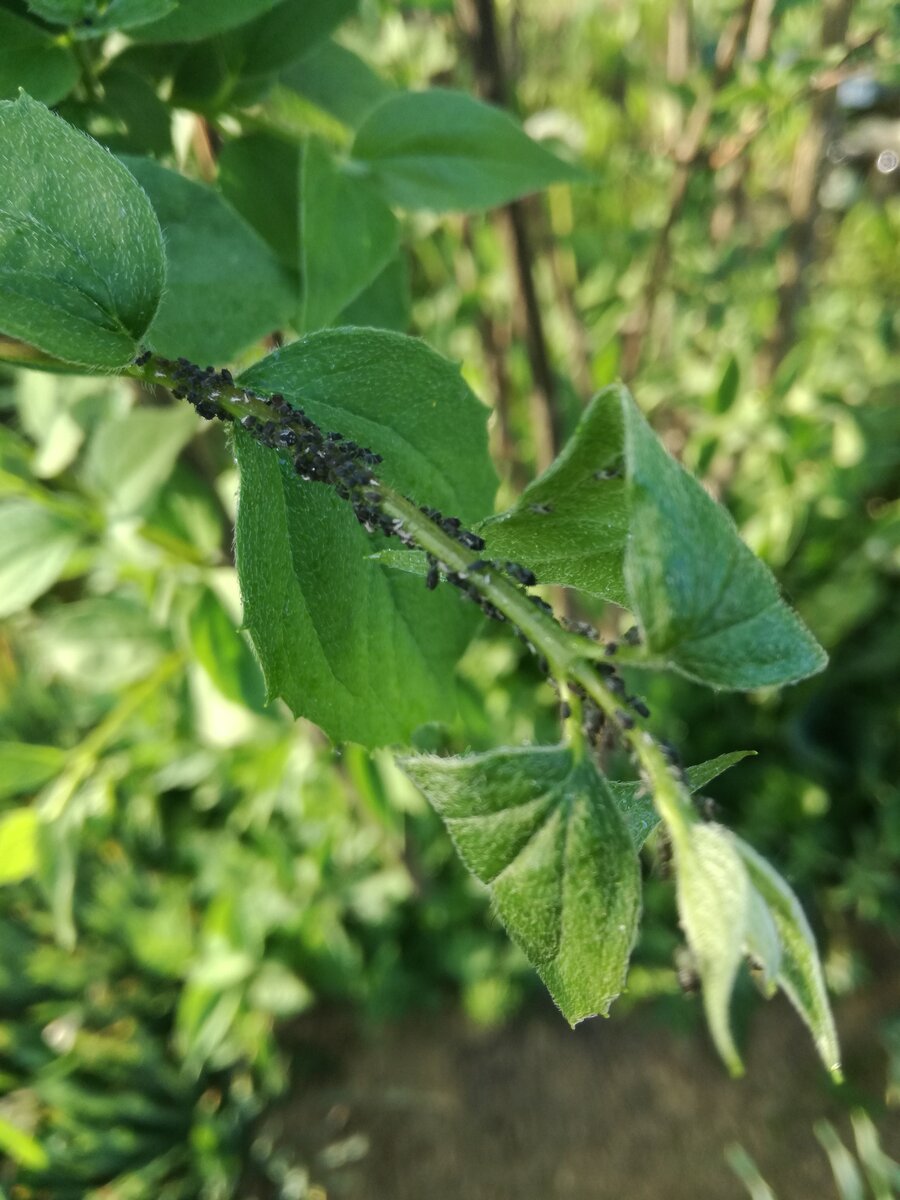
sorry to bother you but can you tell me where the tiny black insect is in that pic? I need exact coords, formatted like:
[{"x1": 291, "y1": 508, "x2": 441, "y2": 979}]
[
  {"x1": 615, "y1": 709, "x2": 635, "y2": 730},
  {"x1": 624, "y1": 626, "x2": 642, "y2": 646},
  {"x1": 629, "y1": 697, "x2": 651, "y2": 719},
  {"x1": 133, "y1": 350, "x2": 151, "y2": 367},
  {"x1": 505, "y1": 561, "x2": 537, "y2": 587},
  {"x1": 458, "y1": 531, "x2": 485, "y2": 551}
]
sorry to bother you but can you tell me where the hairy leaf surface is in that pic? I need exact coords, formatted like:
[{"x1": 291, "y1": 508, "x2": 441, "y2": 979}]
[
  {"x1": 352, "y1": 88, "x2": 585, "y2": 212},
  {"x1": 0, "y1": 95, "x2": 164, "y2": 367},
  {"x1": 621, "y1": 391, "x2": 827, "y2": 689},
  {"x1": 234, "y1": 329, "x2": 497, "y2": 745},
  {"x1": 483, "y1": 386, "x2": 628, "y2": 603},
  {"x1": 609, "y1": 750, "x2": 755, "y2": 848},
  {"x1": 401, "y1": 745, "x2": 641, "y2": 1024}
]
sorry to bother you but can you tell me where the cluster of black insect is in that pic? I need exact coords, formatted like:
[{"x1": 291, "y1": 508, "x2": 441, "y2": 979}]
[{"x1": 421, "y1": 548, "x2": 539, "y2": 627}]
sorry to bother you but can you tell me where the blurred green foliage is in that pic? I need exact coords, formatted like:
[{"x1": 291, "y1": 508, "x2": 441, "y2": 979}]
[{"x1": 1, "y1": 0, "x2": 898, "y2": 1195}]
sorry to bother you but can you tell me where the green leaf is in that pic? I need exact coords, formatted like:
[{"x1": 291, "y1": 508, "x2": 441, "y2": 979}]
[
  {"x1": 225, "y1": 0, "x2": 358, "y2": 77},
  {"x1": 0, "y1": 742, "x2": 66, "y2": 801},
  {"x1": 352, "y1": 88, "x2": 585, "y2": 212},
  {"x1": 673, "y1": 821, "x2": 750, "y2": 1075},
  {"x1": 735, "y1": 835, "x2": 841, "y2": 1078},
  {"x1": 83, "y1": 404, "x2": 197, "y2": 515},
  {"x1": 0, "y1": 94, "x2": 165, "y2": 367},
  {"x1": 121, "y1": 155, "x2": 296, "y2": 362},
  {"x1": 400, "y1": 745, "x2": 641, "y2": 1024},
  {"x1": 234, "y1": 328, "x2": 497, "y2": 745},
  {"x1": 621, "y1": 389, "x2": 828, "y2": 689},
  {"x1": 301, "y1": 139, "x2": 398, "y2": 331},
  {"x1": 93, "y1": 66, "x2": 172, "y2": 157},
  {"x1": 338, "y1": 253, "x2": 410, "y2": 332},
  {"x1": 482, "y1": 386, "x2": 628, "y2": 603},
  {"x1": 131, "y1": 0, "x2": 279, "y2": 42},
  {"x1": 26, "y1": 0, "x2": 177, "y2": 35},
  {"x1": 0, "y1": 498, "x2": 81, "y2": 617},
  {"x1": 218, "y1": 132, "x2": 300, "y2": 268},
  {"x1": 0, "y1": 807, "x2": 40, "y2": 884},
  {"x1": 188, "y1": 589, "x2": 266, "y2": 710},
  {"x1": 609, "y1": 750, "x2": 755, "y2": 848},
  {"x1": 0, "y1": 9, "x2": 78, "y2": 103},
  {"x1": 282, "y1": 38, "x2": 393, "y2": 129}
]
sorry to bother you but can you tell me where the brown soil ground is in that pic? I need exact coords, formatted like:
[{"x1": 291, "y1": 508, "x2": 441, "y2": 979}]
[{"x1": 269, "y1": 964, "x2": 900, "y2": 1200}]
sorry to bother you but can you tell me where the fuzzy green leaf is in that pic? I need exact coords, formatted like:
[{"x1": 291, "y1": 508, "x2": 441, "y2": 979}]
[
  {"x1": 217, "y1": 132, "x2": 300, "y2": 269},
  {"x1": 400, "y1": 745, "x2": 641, "y2": 1024},
  {"x1": 121, "y1": 156, "x2": 296, "y2": 362},
  {"x1": 301, "y1": 138, "x2": 399, "y2": 331},
  {"x1": 352, "y1": 88, "x2": 585, "y2": 212},
  {"x1": 0, "y1": 94, "x2": 164, "y2": 367},
  {"x1": 234, "y1": 328, "x2": 497, "y2": 745},
  {"x1": 609, "y1": 750, "x2": 755, "y2": 848},
  {"x1": 0, "y1": 498, "x2": 81, "y2": 618},
  {"x1": 0, "y1": 10, "x2": 78, "y2": 103},
  {"x1": 735, "y1": 835, "x2": 841, "y2": 1078},
  {"x1": 673, "y1": 821, "x2": 750, "y2": 1075},
  {"x1": 482, "y1": 386, "x2": 628, "y2": 603},
  {"x1": 621, "y1": 390, "x2": 827, "y2": 689}
]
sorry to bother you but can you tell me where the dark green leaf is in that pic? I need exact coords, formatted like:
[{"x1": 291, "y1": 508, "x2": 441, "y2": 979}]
[
  {"x1": 0, "y1": 9, "x2": 78, "y2": 103},
  {"x1": 715, "y1": 355, "x2": 740, "y2": 413},
  {"x1": 400, "y1": 745, "x2": 641, "y2": 1024},
  {"x1": 282, "y1": 37, "x2": 393, "y2": 129},
  {"x1": 234, "y1": 329, "x2": 497, "y2": 745},
  {"x1": 736, "y1": 835, "x2": 841, "y2": 1078},
  {"x1": 93, "y1": 66, "x2": 172, "y2": 156},
  {"x1": 0, "y1": 742, "x2": 66, "y2": 800},
  {"x1": 352, "y1": 88, "x2": 586, "y2": 212},
  {"x1": 621, "y1": 389, "x2": 827, "y2": 689},
  {"x1": 482, "y1": 385, "x2": 628, "y2": 603},
  {"x1": 131, "y1": 0, "x2": 279, "y2": 42},
  {"x1": 121, "y1": 155, "x2": 296, "y2": 362},
  {"x1": 609, "y1": 750, "x2": 755, "y2": 848},
  {"x1": 338, "y1": 253, "x2": 410, "y2": 332},
  {"x1": 225, "y1": 0, "x2": 358, "y2": 77},
  {"x1": 300, "y1": 139, "x2": 398, "y2": 331},
  {"x1": 0, "y1": 498, "x2": 81, "y2": 617},
  {"x1": 26, "y1": 0, "x2": 176, "y2": 35},
  {"x1": 0, "y1": 94, "x2": 164, "y2": 367},
  {"x1": 218, "y1": 132, "x2": 300, "y2": 268}
]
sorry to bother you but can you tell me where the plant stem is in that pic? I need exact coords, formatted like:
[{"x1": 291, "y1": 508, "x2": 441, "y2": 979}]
[{"x1": 125, "y1": 352, "x2": 695, "y2": 829}]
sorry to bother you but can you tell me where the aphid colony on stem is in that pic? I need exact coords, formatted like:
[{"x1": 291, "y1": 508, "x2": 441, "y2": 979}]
[{"x1": 131, "y1": 350, "x2": 654, "y2": 748}]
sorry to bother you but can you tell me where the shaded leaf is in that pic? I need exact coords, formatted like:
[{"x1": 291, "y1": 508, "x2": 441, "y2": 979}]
[
  {"x1": 0, "y1": 94, "x2": 164, "y2": 367},
  {"x1": 0, "y1": 9, "x2": 78, "y2": 103},
  {"x1": 188, "y1": 588, "x2": 266, "y2": 710},
  {"x1": 352, "y1": 88, "x2": 585, "y2": 212},
  {"x1": 736, "y1": 835, "x2": 841, "y2": 1078},
  {"x1": 26, "y1": 0, "x2": 176, "y2": 35},
  {"x1": 131, "y1": 0, "x2": 279, "y2": 42},
  {"x1": 301, "y1": 138, "x2": 398, "y2": 331},
  {"x1": 282, "y1": 37, "x2": 393, "y2": 129},
  {"x1": 621, "y1": 389, "x2": 827, "y2": 689},
  {"x1": 218, "y1": 131, "x2": 300, "y2": 268},
  {"x1": 400, "y1": 745, "x2": 641, "y2": 1024},
  {"x1": 121, "y1": 155, "x2": 296, "y2": 362}
]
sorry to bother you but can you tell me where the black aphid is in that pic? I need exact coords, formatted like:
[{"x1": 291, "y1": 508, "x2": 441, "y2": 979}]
[
  {"x1": 624, "y1": 626, "x2": 642, "y2": 646},
  {"x1": 133, "y1": 350, "x2": 151, "y2": 367},
  {"x1": 615, "y1": 709, "x2": 635, "y2": 730},
  {"x1": 458, "y1": 530, "x2": 485, "y2": 551},
  {"x1": 629, "y1": 697, "x2": 651, "y2": 719},
  {"x1": 505, "y1": 562, "x2": 537, "y2": 587}
]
